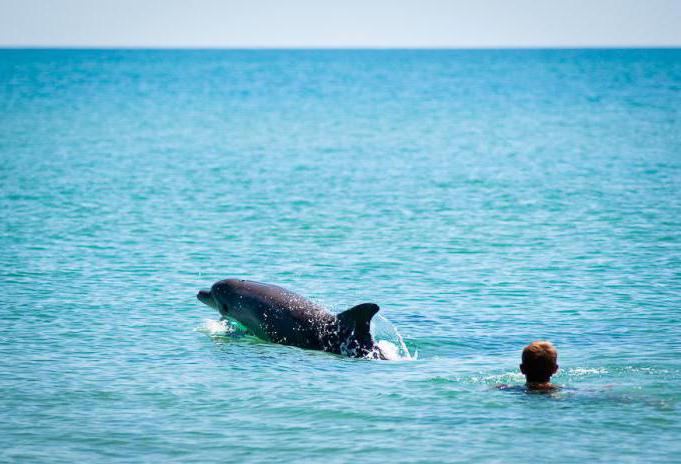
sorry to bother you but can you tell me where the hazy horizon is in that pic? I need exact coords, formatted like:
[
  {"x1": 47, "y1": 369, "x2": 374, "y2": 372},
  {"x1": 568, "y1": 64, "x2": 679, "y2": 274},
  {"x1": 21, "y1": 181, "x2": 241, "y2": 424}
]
[{"x1": 1, "y1": 0, "x2": 680, "y2": 48}]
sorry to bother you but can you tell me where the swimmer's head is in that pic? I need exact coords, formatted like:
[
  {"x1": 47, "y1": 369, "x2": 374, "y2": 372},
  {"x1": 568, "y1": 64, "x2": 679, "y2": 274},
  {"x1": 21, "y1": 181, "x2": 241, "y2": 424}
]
[{"x1": 520, "y1": 341, "x2": 558, "y2": 384}]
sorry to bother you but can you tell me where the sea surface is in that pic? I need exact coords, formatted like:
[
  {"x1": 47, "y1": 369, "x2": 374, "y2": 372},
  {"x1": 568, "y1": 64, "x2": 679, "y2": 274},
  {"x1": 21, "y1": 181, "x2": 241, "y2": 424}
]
[{"x1": 1, "y1": 49, "x2": 680, "y2": 463}]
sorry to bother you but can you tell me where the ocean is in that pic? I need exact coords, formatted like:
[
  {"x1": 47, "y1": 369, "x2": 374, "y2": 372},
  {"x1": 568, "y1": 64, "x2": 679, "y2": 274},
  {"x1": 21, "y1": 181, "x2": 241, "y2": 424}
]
[{"x1": 1, "y1": 49, "x2": 680, "y2": 462}]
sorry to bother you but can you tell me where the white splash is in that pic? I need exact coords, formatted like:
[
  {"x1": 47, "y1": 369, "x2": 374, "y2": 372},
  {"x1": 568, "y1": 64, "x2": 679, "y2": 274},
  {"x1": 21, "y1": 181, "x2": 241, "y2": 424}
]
[
  {"x1": 196, "y1": 318, "x2": 247, "y2": 336},
  {"x1": 473, "y1": 372, "x2": 525, "y2": 383},
  {"x1": 568, "y1": 367, "x2": 608, "y2": 376},
  {"x1": 376, "y1": 340, "x2": 405, "y2": 360},
  {"x1": 372, "y1": 314, "x2": 416, "y2": 361}
]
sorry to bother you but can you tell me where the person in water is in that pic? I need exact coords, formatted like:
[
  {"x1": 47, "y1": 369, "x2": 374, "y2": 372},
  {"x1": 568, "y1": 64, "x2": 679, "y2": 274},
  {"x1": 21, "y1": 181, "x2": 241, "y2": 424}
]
[{"x1": 519, "y1": 340, "x2": 559, "y2": 391}]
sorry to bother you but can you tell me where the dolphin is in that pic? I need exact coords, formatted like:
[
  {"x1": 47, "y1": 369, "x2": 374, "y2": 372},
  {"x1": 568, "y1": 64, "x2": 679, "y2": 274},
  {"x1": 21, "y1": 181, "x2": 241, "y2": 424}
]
[{"x1": 197, "y1": 279, "x2": 384, "y2": 359}]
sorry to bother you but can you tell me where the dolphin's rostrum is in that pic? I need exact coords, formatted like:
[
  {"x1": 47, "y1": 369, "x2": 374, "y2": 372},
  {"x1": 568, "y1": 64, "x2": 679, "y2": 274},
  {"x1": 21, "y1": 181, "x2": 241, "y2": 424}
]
[{"x1": 198, "y1": 279, "x2": 384, "y2": 359}]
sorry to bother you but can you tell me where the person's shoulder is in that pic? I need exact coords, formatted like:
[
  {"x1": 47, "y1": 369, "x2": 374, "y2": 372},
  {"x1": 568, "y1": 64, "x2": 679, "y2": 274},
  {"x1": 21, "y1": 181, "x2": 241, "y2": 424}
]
[
  {"x1": 496, "y1": 384, "x2": 526, "y2": 392},
  {"x1": 497, "y1": 383, "x2": 569, "y2": 394},
  {"x1": 526, "y1": 382, "x2": 560, "y2": 392}
]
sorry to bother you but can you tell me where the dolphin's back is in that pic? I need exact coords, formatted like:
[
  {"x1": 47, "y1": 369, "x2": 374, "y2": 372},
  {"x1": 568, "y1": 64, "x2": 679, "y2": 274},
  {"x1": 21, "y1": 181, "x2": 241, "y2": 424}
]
[{"x1": 227, "y1": 280, "x2": 335, "y2": 349}]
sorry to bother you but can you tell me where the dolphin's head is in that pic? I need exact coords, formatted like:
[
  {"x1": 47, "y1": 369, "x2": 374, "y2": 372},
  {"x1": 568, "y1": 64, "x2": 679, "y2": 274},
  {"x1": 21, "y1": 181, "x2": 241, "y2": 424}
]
[
  {"x1": 197, "y1": 288, "x2": 230, "y2": 318},
  {"x1": 197, "y1": 279, "x2": 240, "y2": 317},
  {"x1": 197, "y1": 288, "x2": 219, "y2": 309}
]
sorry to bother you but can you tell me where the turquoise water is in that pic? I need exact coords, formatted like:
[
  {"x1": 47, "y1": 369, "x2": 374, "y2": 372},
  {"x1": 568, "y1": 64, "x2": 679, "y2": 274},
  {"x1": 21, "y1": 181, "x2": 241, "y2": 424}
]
[{"x1": 1, "y1": 49, "x2": 680, "y2": 462}]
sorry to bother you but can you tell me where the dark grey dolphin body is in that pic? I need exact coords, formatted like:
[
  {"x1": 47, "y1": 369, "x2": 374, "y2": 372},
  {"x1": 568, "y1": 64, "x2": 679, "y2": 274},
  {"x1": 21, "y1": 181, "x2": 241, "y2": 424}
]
[{"x1": 197, "y1": 279, "x2": 384, "y2": 359}]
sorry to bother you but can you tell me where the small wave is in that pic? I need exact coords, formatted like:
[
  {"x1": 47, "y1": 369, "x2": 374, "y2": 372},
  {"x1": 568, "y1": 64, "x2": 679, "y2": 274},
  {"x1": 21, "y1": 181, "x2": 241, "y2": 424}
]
[
  {"x1": 473, "y1": 372, "x2": 525, "y2": 384},
  {"x1": 195, "y1": 318, "x2": 248, "y2": 336},
  {"x1": 567, "y1": 367, "x2": 608, "y2": 376}
]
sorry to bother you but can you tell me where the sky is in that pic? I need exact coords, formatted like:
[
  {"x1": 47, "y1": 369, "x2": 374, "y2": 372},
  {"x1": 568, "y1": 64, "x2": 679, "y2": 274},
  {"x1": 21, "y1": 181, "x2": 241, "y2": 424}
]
[{"x1": 1, "y1": 0, "x2": 680, "y2": 48}]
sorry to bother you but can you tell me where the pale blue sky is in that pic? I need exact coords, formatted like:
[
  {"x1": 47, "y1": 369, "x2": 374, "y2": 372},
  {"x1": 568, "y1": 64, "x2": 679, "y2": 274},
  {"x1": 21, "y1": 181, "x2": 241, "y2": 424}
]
[{"x1": 1, "y1": 0, "x2": 680, "y2": 48}]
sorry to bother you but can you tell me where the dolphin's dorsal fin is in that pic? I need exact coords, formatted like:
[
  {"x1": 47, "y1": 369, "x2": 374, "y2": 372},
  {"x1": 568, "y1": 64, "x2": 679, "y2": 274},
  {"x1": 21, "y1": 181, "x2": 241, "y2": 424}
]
[{"x1": 337, "y1": 303, "x2": 380, "y2": 337}]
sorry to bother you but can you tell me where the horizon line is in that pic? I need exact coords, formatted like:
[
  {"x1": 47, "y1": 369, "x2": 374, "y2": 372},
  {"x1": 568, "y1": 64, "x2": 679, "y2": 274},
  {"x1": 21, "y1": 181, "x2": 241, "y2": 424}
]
[{"x1": 2, "y1": 45, "x2": 680, "y2": 50}]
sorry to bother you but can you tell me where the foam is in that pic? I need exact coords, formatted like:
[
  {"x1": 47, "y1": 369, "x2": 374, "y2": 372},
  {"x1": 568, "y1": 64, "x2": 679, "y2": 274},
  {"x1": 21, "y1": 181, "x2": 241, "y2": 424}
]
[{"x1": 196, "y1": 318, "x2": 243, "y2": 336}]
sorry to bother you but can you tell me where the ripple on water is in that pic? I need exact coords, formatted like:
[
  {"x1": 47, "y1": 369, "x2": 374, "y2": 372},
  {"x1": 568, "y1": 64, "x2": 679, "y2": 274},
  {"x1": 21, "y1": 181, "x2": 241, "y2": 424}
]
[{"x1": 1, "y1": 49, "x2": 680, "y2": 463}]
